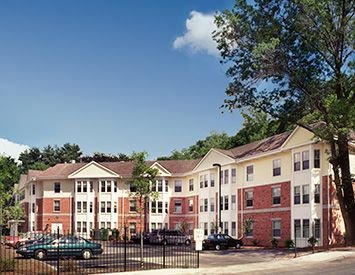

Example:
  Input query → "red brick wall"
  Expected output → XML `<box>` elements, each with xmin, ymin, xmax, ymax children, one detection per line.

<box><xmin>169</xmin><ymin>196</ymin><xmax>199</xmax><ymax>230</ymax></box>
<box><xmin>238</xmin><ymin>181</ymin><xmax>291</xmax><ymax>247</ymax></box>
<box><xmin>21</xmin><ymin>202</ymin><xmax>29</xmax><ymax>232</ymax></box>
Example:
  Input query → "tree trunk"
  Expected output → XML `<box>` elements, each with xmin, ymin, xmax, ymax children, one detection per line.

<box><xmin>330</xmin><ymin>136</ymin><xmax>355</xmax><ymax>245</ymax></box>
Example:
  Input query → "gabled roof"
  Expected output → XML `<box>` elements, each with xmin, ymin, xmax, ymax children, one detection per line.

<box><xmin>216</xmin><ymin>131</ymin><xmax>292</xmax><ymax>161</ymax></box>
<box><xmin>155</xmin><ymin>159</ymin><xmax>200</xmax><ymax>174</ymax></box>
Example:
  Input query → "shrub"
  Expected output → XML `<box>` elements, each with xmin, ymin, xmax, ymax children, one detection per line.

<box><xmin>285</xmin><ymin>239</ymin><xmax>294</xmax><ymax>248</ymax></box>
<box><xmin>270</xmin><ymin>238</ymin><xmax>278</xmax><ymax>248</ymax></box>
<box><xmin>252</xmin><ymin>239</ymin><xmax>261</xmax><ymax>246</ymax></box>
<box><xmin>0</xmin><ymin>258</ymin><xmax>15</xmax><ymax>272</ymax></box>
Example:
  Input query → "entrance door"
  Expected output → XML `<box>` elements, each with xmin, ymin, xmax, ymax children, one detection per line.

<box><xmin>51</xmin><ymin>223</ymin><xmax>63</xmax><ymax>234</ymax></box>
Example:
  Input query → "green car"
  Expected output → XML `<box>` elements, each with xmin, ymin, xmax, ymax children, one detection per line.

<box><xmin>16</xmin><ymin>236</ymin><xmax>103</xmax><ymax>260</ymax></box>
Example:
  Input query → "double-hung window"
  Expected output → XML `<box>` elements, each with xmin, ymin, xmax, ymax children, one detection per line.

<box><xmin>303</xmin><ymin>219</ymin><xmax>310</xmax><ymax>238</ymax></box>
<box><xmin>272</xmin><ymin>187</ymin><xmax>281</xmax><ymax>205</ymax></box>
<box><xmin>210</xmin><ymin>174</ymin><xmax>215</xmax><ymax>187</ymax></box>
<box><xmin>174</xmin><ymin>180</ymin><xmax>182</xmax><ymax>192</ymax></box>
<box><xmin>294</xmin><ymin>153</ymin><xmax>301</xmax><ymax>171</ymax></box>
<box><xmin>272</xmin><ymin>220</ymin><xmax>281</xmax><ymax>238</ymax></box>
<box><xmin>189</xmin><ymin>179</ymin><xmax>194</xmax><ymax>191</ymax></box>
<box><xmin>231</xmin><ymin>168</ymin><xmax>236</xmax><ymax>183</ymax></box>
<box><xmin>224</xmin><ymin>196</ymin><xmax>229</xmax><ymax>210</ymax></box>
<box><xmin>302</xmin><ymin>151</ymin><xmax>309</xmax><ymax>170</ymax></box>
<box><xmin>54</xmin><ymin>182</ymin><xmax>61</xmax><ymax>193</ymax></box>
<box><xmin>246</xmin><ymin>191</ymin><xmax>253</xmax><ymax>207</ymax></box>
<box><xmin>314</xmin><ymin>184</ymin><xmax>320</xmax><ymax>203</ymax></box>
<box><xmin>294</xmin><ymin>186</ymin><xmax>301</xmax><ymax>204</ymax></box>
<box><xmin>314</xmin><ymin>149</ymin><xmax>320</xmax><ymax>168</ymax></box>
<box><xmin>273</xmin><ymin>159</ymin><xmax>281</xmax><ymax>176</ymax></box>
<box><xmin>246</xmin><ymin>165</ymin><xmax>254</xmax><ymax>181</ymax></box>
<box><xmin>302</xmin><ymin>185</ymin><xmax>310</xmax><ymax>203</ymax></box>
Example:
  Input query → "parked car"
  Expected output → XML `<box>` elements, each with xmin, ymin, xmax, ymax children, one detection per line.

<box><xmin>149</xmin><ymin>229</ymin><xmax>191</xmax><ymax>246</ymax></box>
<box><xmin>16</xmin><ymin>236</ymin><xmax>103</xmax><ymax>260</ymax></box>
<box><xmin>131</xmin><ymin>232</ymin><xmax>150</xmax><ymax>244</ymax></box>
<box><xmin>202</xmin><ymin>234</ymin><xmax>243</xmax><ymax>250</ymax></box>
<box><xmin>5</xmin><ymin>231</ymin><xmax>44</xmax><ymax>248</ymax></box>
<box><xmin>14</xmin><ymin>232</ymin><xmax>47</xmax><ymax>248</ymax></box>
<box><xmin>17</xmin><ymin>233</ymin><xmax>61</xmax><ymax>248</ymax></box>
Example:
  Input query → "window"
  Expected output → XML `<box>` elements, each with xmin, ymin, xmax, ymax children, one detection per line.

<box><xmin>273</xmin><ymin>159</ymin><xmax>281</xmax><ymax>176</ymax></box>
<box><xmin>294</xmin><ymin>186</ymin><xmax>301</xmax><ymax>205</ymax></box>
<box><xmin>114</xmin><ymin>181</ymin><xmax>117</xmax><ymax>192</ymax></box>
<box><xmin>224</xmin><ymin>222</ymin><xmax>229</xmax><ymax>234</ymax></box>
<box><xmin>314</xmin><ymin>219</ymin><xmax>321</xmax><ymax>239</ymax></box>
<box><xmin>106</xmin><ymin>201</ymin><xmax>111</xmax><ymax>213</ymax></box>
<box><xmin>165</xmin><ymin>202</ymin><xmax>168</xmax><ymax>213</ymax></box>
<box><xmin>224</xmin><ymin>195</ymin><xmax>229</xmax><ymax>210</ymax></box>
<box><xmin>32</xmin><ymin>203</ymin><xmax>35</xmax><ymax>213</ymax></box>
<box><xmin>246</xmin><ymin>191</ymin><xmax>253</xmax><ymax>207</ymax></box>
<box><xmin>77</xmin><ymin>222</ymin><xmax>81</xmax><ymax>233</ymax></box>
<box><xmin>231</xmin><ymin>168</ymin><xmax>236</xmax><ymax>183</ymax></box>
<box><xmin>303</xmin><ymin>219</ymin><xmax>310</xmax><ymax>238</ymax></box>
<box><xmin>54</xmin><ymin>182</ymin><xmax>61</xmax><ymax>193</ymax></box>
<box><xmin>77</xmin><ymin>181</ymin><xmax>82</xmax><ymax>192</ymax></box>
<box><xmin>220</xmin><ymin>196</ymin><xmax>223</xmax><ymax>211</ymax></box>
<box><xmin>224</xmin><ymin>170</ymin><xmax>229</xmax><ymax>184</ymax></box>
<box><xmin>101</xmin><ymin>181</ymin><xmax>106</xmax><ymax>192</ymax></box>
<box><xmin>174</xmin><ymin>180</ymin><xmax>182</xmax><ymax>192</ymax></box>
<box><xmin>90</xmin><ymin>202</ymin><xmax>93</xmax><ymax>213</ymax></box>
<box><xmin>231</xmin><ymin>221</ymin><xmax>236</xmax><ymax>236</ymax></box>
<box><xmin>294</xmin><ymin>153</ymin><xmax>301</xmax><ymax>171</ymax></box>
<box><xmin>272</xmin><ymin>220</ymin><xmax>281</xmax><ymax>237</ymax></box>
<box><xmin>231</xmin><ymin>195</ymin><xmax>236</xmax><ymax>210</ymax></box>
<box><xmin>77</xmin><ymin>201</ymin><xmax>82</xmax><ymax>213</ymax></box>
<box><xmin>54</xmin><ymin>200</ymin><xmax>60</xmax><ymax>212</ymax></box>
<box><xmin>314</xmin><ymin>149</ymin><xmax>320</xmax><ymax>168</ymax></box>
<box><xmin>210</xmin><ymin>173</ymin><xmax>215</xmax><ymax>187</ymax></box>
<box><xmin>90</xmin><ymin>181</ymin><xmax>94</xmax><ymax>192</ymax></box>
<box><xmin>101</xmin><ymin>202</ymin><xmax>105</xmax><ymax>213</ymax></box>
<box><xmin>157</xmin><ymin>180</ymin><xmax>163</xmax><ymax>192</ymax></box>
<box><xmin>107</xmin><ymin>181</ymin><xmax>112</xmax><ymax>192</ymax></box>
<box><xmin>130</xmin><ymin>200</ymin><xmax>137</xmax><ymax>212</ymax></box>
<box><xmin>246</xmin><ymin>221</ymin><xmax>253</xmax><ymax>237</ymax></box>
<box><xmin>200</xmin><ymin>176</ymin><xmax>203</xmax><ymax>189</ymax></box>
<box><xmin>32</xmin><ymin>184</ymin><xmax>36</xmax><ymax>195</ymax></box>
<box><xmin>314</xmin><ymin>184</ymin><xmax>320</xmax><ymax>203</ymax></box>
<box><xmin>200</xmin><ymin>199</ymin><xmax>204</xmax><ymax>212</ymax></box>
<box><xmin>188</xmin><ymin>199</ymin><xmax>193</xmax><ymax>212</ymax></box>
<box><xmin>204</xmin><ymin>175</ymin><xmax>208</xmax><ymax>188</ymax></box>
<box><xmin>165</xmin><ymin>180</ymin><xmax>168</xmax><ymax>192</ymax></box>
<box><xmin>83</xmin><ymin>222</ymin><xmax>87</xmax><ymax>233</ymax></box>
<box><xmin>294</xmin><ymin>219</ymin><xmax>301</xmax><ymax>238</ymax></box>
<box><xmin>129</xmin><ymin>223</ymin><xmax>136</xmax><ymax>235</ymax></box>
<box><xmin>101</xmin><ymin>222</ymin><xmax>105</xmax><ymax>229</ymax></box>
<box><xmin>151</xmin><ymin>223</ymin><xmax>156</xmax><ymax>231</ymax></box>
<box><xmin>210</xmin><ymin>222</ymin><xmax>215</xmax><ymax>234</ymax></box>
<box><xmin>83</xmin><ymin>181</ymin><xmax>87</xmax><ymax>192</ymax></box>
<box><xmin>246</xmin><ymin>165</ymin><xmax>254</xmax><ymax>181</ymax></box>
<box><xmin>204</xmin><ymin>198</ymin><xmax>208</xmax><ymax>212</ymax></box>
<box><xmin>158</xmin><ymin>201</ymin><xmax>163</xmax><ymax>213</ymax></box>
<box><xmin>83</xmin><ymin>201</ymin><xmax>87</xmax><ymax>213</ymax></box>
<box><xmin>302</xmin><ymin>185</ymin><xmax>310</xmax><ymax>204</ymax></box>
<box><xmin>204</xmin><ymin>223</ymin><xmax>208</xmax><ymax>236</ymax></box>
<box><xmin>272</xmin><ymin>187</ymin><xmax>281</xmax><ymax>205</ymax></box>
<box><xmin>189</xmin><ymin>179</ymin><xmax>194</xmax><ymax>191</ymax></box>
<box><xmin>210</xmin><ymin>198</ymin><xmax>215</xmax><ymax>212</ymax></box>
<box><xmin>302</xmin><ymin>151</ymin><xmax>309</xmax><ymax>170</ymax></box>
<box><xmin>174</xmin><ymin>200</ymin><xmax>182</xmax><ymax>213</ymax></box>
<box><xmin>151</xmin><ymin>201</ymin><xmax>157</xmax><ymax>213</ymax></box>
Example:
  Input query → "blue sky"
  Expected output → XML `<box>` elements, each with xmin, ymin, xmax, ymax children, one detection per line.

<box><xmin>0</xmin><ymin>0</ymin><xmax>242</xmax><ymax>159</ymax></box>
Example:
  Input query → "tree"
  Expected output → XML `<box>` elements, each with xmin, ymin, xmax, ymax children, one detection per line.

<box><xmin>80</xmin><ymin>152</ymin><xmax>130</xmax><ymax>163</ymax></box>
<box><xmin>0</xmin><ymin>156</ymin><xmax>20</xmax><ymax>192</ymax></box>
<box><xmin>129</xmin><ymin>152</ymin><xmax>159</xmax><ymax>268</ymax></box>
<box><xmin>214</xmin><ymin>0</ymin><xmax>355</xmax><ymax>244</ymax></box>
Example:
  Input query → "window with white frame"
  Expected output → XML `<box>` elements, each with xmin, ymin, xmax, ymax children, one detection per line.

<box><xmin>302</xmin><ymin>185</ymin><xmax>310</xmax><ymax>203</ymax></box>
<box><xmin>101</xmin><ymin>202</ymin><xmax>105</xmax><ymax>213</ymax></box>
<box><xmin>90</xmin><ymin>181</ymin><xmax>94</xmax><ymax>192</ymax></box>
<box><xmin>314</xmin><ymin>184</ymin><xmax>320</xmax><ymax>203</ymax></box>
<box><xmin>246</xmin><ymin>165</ymin><xmax>254</xmax><ymax>181</ymax></box>
<box><xmin>246</xmin><ymin>190</ymin><xmax>253</xmax><ymax>207</ymax></box>
<box><xmin>231</xmin><ymin>221</ymin><xmax>236</xmax><ymax>236</ymax></box>
<box><xmin>200</xmin><ymin>199</ymin><xmax>204</xmax><ymax>212</ymax></box>
<box><xmin>165</xmin><ymin>180</ymin><xmax>168</xmax><ymax>192</ymax></box>
<box><xmin>77</xmin><ymin>201</ymin><xmax>82</xmax><ymax>213</ymax></box>
<box><xmin>158</xmin><ymin>201</ymin><xmax>163</xmax><ymax>213</ymax></box>
<box><xmin>174</xmin><ymin>200</ymin><xmax>182</xmax><ymax>213</ymax></box>
<box><xmin>294</xmin><ymin>186</ymin><xmax>301</xmax><ymax>204</ymax></box>
<box><xmin>151</xmin><ymin>201</ymin><xmax>157</xmax><ymax>213</ymax></box>
<box><xmin>90</xmin><ymin>202</ymin><xmax>93</xmax><ymax>213</ymax></box>
<box><xmin>204</xmin><ymin>223</ymin><xmax>208</xmax><ymax>236</ymax></box>
<box><xmin>157</xmin><ymin>180</ymin><xmax>163</xmax><ymax>192</ymax></box>
<box><xmin>231</xmin><ymin>168</ymin><xmax>236</xmax><ymax>183</ymax></box>
<box><xmin>54</xmin><ymin>182</ymin><xmax>61</xmax><ymax>193</ymax></box>
<box><xmin>204</xmin><ymin>174</ymin><xmax>208</xmax><ymax>188</ymax></box>
<box><xmin>189</xmin><ymin>179</ymin><xmax>194</xmax><ymax>191</ymax></box>
<box><xmin>231</xmin><ymin>195</ymin><xmax>236</xmax><ymax>210</ymax></box>
<box><xmin>210</xmin><ymin>198</ymin><xmax>215</xmax><ymax>212</ymax></box>
<box><xmin>246</xmin><ymin>221</ymin><xmax>253</xmax><ymax>237</ymax></box>
<box><xmin>32</xmin><ymin>203</ymin><xmax>35</xmax><ymax>213</ymax></box>
<box><xmin>165</xmin><ymin>202</ymin><xmax>168</xmax><ymax>213</ymax></box>
<box><xmin>302</xmin><ymin>151</ymin><xmax>309</xmax><ymax>170</ymax></box>
<box><xmin>77</xmin><ymin>222</ymin><xmax>81</xmax><ymax>233</ymax></box>
<box><xmin>77</xmin><ymin>181</ymin><xmax>82</xmax><ymax>192</ymax></box>
<box><xmin>83</xmin><ymin>222</ymin><xmax>87</xmax><ymax>233</ymax></box>
<box><xmin>224</xmin><ymin>195</ymin><xmax>229</xmax><ymax>210</ymax></box>
<box><xmin>83</xmin><ymin>201</ymin><xmax>87</xmax><ymax>213</ymax></box>
<box><xmin>204</xmin><ymin>198</ymin><xmax>208</xmax><ymax>212</ymax></box>
<box><xmin>188</xmin><ymin>199</ymin><xmax>193</xmax><ymax>212</ymax></box>
<box><xmin>272</xmin><ymin>220</ymin><xmax>281</xmax><ymax>237</ymax></box>
<box><xmin>224</xmin><ymin>170</ymin><xmax>229</xmax><ymax>184</ymax></box>
<box><xmin>273</xmin><ymin>159</ymin><xmax>281</xmax><ymax>176</ymax></box>
<box><xmin>114</xmin><ymin>181</ymin><xmax>117</xmax><ymax>192</ymax></box>
<box><xmin>314</xmin><ymin>219</ymin><xmax>321</xmax><ymax>239</ymax></box>
<box><xmin>210</xmin><ymin>173</ymin><xmax>215</xmax><ymax>187</ymax></box>
<box><xmin>174</xmin><ymin>180</ymin><xmax>182</xmax><ymax>192</ymax></box>
<box><xmin>272</xmin><ymin>186</ymin><xmax>281</xmax><ymax>205</ymax></box>
<box><xmin>83</xmin><ymin>181</ymin><xmax>87</xmax><ymax>192</ymax></box>
<box><xmin>294</xmin><ymin>153</ymin><xmax>301</xmax><ymax>171</ymax></box>
<box><xmin>314</xmin><ymin>149</ymin><xmax>320</xmax><ymax>168</ymax></box>
<box><xmin>114</xmin><ymin>202</ymin><xmax>117</xmax><ymax>213</ymax></box>
<box><xmin>210</xmin><ymin>222</ymin><xmax>215</xmax><ymax>234</ymax></box>
<box><xmin>220</xmin><ymin>196</ymin><xmax>223</xmax><ymax>211</ymax></box>
<box><xmin>200</xmin><ymin>175</ymin><xmax>203</xmax><ymax>189</ymax></box>
<box><xmin>129</xmin><ymin>199</ymin><xmax>137</xmax><ymax>212</ymax></box>
<box><xmin>294</xmin><ymin>219</ymin><xmax>301</xmax><ymax>237</ymax></box>
<box><xmin>101</xmin><ymin>181</ymin><xmax>106</xmax><ymax>192</ymax></box>
<box><xmin>129</xmin><ymin>223</ymin><xmax>136</xmax><ymax>235</ymax></box>
<box><xmin>106</xmin><ymin>201</ymin><xmax>111</xmax><ymax>213</ymax></box>
<box><xmin>32</xmin><ymin>184</ymin><xmax>36</xmax><ymax>195</ymax></box>
<box><xmin>303</xmin><ymin>219</ymin><xmax>310</xmax><ymax>238</ymax></box>
<box><xmin>107</xmin><ymin>181</ymin><xmax>112</xmax><ymax>192</ymax></box>
<box><xmin>224</xmin><ymin>222</ymin><xmax>229</xmax><ymax>234</ymax></box>
<box><xmin>101</xmin><ymin>222</ymin><xmax>105</xmax><ymax>229</ymax></box>
<box><xmin>54</xmin><ymin>200</ymin><xmax>61</xmax><ymax>212</ymax></box>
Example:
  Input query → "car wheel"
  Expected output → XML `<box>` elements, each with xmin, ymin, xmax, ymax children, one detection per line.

<box><xmin>236</xmin><ymin>243</ymin><xmax>241</xmax><ymax>249</ymax></box>
<box><xmin>215</xmin><ymin>244</ymin><xmax>221</xmax><ymax>250</ymax></box>
<box><xmin>185</xmin><ymin>239</ymin><xmax>191</xmax><ymax>246</ymax></box>
<box><xmin>162</xmin><ymin>239</ymin><xmax>168</xmax><ymax>246</ymax></box>
<box><xmin>35</xmin><ymin>249</ymin><xmax>46</xmax><ymax>260</ymax></box>
<box><xmin>82</xmin><ymin>249</ymin><xmax>92</xmax><ymax>260</ymax></box>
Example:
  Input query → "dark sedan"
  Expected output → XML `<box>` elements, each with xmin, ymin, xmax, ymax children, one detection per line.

<box><xmin>202</xmin><ymin>234</ymin><xmax>243</xmax><ymax>250</ymax></box>
<box><xmin>16</xmin><ymin>236</ymin><xmax>103</xmax><ymax>260</ymax></box>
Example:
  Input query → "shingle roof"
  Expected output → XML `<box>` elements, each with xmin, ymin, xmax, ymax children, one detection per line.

<box><xmin>216</xmin><ymin>131</ymin><xmax>292</xmax><ymax>161</ymax></box>
<box><xmin>154</xmin><ymin>159</ymin><xmax>201</xmax><ymax>174</ymax></box>
<box><xmin>39</xmin><ymin>163</ymin><xmax>86</xmax><ymax>178</ymax></box>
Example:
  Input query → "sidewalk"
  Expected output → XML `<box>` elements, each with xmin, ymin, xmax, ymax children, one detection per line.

<box><xmin>101</xmin><ymin>249</ymin><xmax>355</xmax><ymax>275</ymax></box>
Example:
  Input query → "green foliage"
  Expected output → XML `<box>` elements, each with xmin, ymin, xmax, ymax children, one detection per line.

<box><xmin>81</xmin><ymin>152</ymin><xmax>130</xmax><ymax>163</ymax></box>
<box><xmin>0</xmin><ymin>156</ymin><xmax>20</xmax><ymax>192</ymax></box>
<box><xmin>0</xmin><ymin>184</ymin><xmax>24</xmax><ymax>228</ymax></box>
<box><xmin>0</xmin><ymin>258</ymin><xmax>15</xmax><ymax>272</ymax></box>
<box><xmin>308</xmin><ymin>236</ymin><xmax>318</xmax><ymax>246</ymax></box>
<box><xmin>271</xmin><ymin>238</ymin><xmax>279</xmax><ymax>248</ymax></box>
<box><xmin>285</xmin><ymin>239</ymin><xmax>295</xmax><ymax>248</ymax></box>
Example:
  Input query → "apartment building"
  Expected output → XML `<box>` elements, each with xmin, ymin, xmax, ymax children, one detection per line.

<box><xmin>18</xmin><ymin>126</ymin><xmax>355</xmax><ymax>247</ymax></box>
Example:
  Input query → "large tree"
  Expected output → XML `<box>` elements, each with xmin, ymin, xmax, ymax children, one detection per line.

<box><xmin>214</xmin><ymin>0</ymin><xmax>355</xmax><ymax>244</ymax></box>
<box><xmin>0</xmin><ymin>156</ymin><xmax>20</xmax><ymax>192</ymax></box>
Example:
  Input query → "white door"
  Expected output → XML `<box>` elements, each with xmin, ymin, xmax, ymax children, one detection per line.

<box><xmin>51</xmin><ymin>223</ymin><xmax>63</xmax><ymax>234</ymax></box>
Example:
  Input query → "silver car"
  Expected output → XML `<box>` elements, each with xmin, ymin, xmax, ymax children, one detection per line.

<box><xmin>149</xmin><ymin>230</ymin><xmax>191</xmax><ymax>246</ymax></box>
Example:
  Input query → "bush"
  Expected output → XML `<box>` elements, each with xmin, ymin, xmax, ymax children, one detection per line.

<box><xmin>0</xmin><ymin>258</ymin><xmax>15</xmax><ymax>272</ymax></box>
<box><xmin>271</xmin><ymin>238</ymin><xmax>279</xmax><ymax>248</ymax></box>
<box><xmin>252</xmin><ymin>239</ymin><xmax>261</xmax><ymax>246</ymax></box>
<box><xmin>308</xmin><ymin>236</ymin><xmax>317</xmax><ymax>246</ymax></box>
<box><xmin>285</xmin><ymin>239</ymin><xmax>294</xmax><ymax>248</ymax></box>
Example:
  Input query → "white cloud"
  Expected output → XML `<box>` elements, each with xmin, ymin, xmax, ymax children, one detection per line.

<box><xmin>173</xmin><ymin>11</ymin><xmax>219</xmax><ymax>57</ymax></box>
<box><xmin>0</xmin><ymin>138</ymin><xmax>29</xmax><ymax>162</ymax></box>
